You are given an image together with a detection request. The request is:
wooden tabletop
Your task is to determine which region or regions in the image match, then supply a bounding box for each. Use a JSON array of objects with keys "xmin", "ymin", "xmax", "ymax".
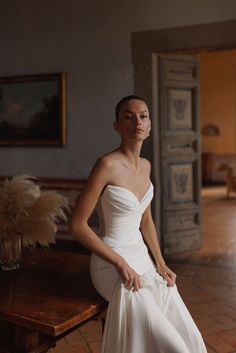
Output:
[{"xmin": 0, "ymin": 248, "xmax": 107, "ymax": 337}]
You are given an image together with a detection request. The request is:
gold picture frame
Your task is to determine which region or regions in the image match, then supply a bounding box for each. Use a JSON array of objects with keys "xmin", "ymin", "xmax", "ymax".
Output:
[{"xmin": 0, "ymin": 72, "xmax": 67, "ymax": 146}]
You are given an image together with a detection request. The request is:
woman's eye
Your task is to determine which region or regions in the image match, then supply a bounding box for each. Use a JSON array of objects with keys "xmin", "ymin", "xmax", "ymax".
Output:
[
  {"xmin": 124, "ymin": 115, "xmax": 132, "ymax": 120},
  {"xmin": 140, "ymin": 115, "xmax": 148, "ymax": 119}
]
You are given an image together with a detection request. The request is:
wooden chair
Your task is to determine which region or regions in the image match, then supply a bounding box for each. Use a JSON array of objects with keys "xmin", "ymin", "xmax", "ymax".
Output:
[{"xmin": 218, "ymin": 163, "xmax": 236, "ymax": 198}]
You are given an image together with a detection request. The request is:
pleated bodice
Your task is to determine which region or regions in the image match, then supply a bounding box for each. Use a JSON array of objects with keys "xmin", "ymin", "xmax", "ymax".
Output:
[{"xmin": 96, "ymin": 183, "xmax": 154, "ymax": 248}]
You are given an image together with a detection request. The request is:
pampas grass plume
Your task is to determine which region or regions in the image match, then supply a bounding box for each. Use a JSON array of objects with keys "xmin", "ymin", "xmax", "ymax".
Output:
[{"xmin": 0, "ymin": 175, "xmax": 69, "ymax": 246}]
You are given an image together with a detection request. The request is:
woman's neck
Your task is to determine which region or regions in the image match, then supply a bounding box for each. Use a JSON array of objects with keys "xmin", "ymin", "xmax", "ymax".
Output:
[{"xmin": 118, "ymin": 141, "xmax": 142, "ymax": 169}]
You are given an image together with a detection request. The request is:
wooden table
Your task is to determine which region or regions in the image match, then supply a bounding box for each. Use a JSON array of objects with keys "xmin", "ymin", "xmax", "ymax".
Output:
[{"xmin": 0, "ymin": 248, "xmax": 107, "ymax": 353}]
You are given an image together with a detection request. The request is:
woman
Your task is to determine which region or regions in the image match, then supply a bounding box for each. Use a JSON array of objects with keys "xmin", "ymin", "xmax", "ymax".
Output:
[{"xmin": 69, "ymin": 95, "xmax": 207, "ymax": 353}]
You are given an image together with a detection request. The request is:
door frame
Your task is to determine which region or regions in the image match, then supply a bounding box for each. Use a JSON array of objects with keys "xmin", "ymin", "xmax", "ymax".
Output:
[{"xmin": 132, "ymin": 19, "xmax": 236, "ymax": 248}]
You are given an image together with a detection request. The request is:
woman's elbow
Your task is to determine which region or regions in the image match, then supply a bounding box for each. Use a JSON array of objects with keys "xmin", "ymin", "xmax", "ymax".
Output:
[
  {"xmin": 68, "ymin": 218, "xmax": 87, "ymax": 238},
  {"xmin": 68, "ymin": 221, "xmax": 77, "ymax": 237}
]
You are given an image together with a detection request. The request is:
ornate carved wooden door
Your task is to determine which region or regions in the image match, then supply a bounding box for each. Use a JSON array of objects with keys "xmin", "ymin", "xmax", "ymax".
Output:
[{"xmin": 151, "ymin": 54, "xmax": 201, "ymax": 254}]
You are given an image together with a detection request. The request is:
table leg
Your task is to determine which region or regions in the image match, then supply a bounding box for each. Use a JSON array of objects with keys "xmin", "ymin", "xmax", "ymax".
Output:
[
  {"xmin": 15, "ymin": 326, "xmax": 55, "ymax": 353},
  {"xmin": 0, "ymin": 321, "xmax": 55, "ymax": 353}
]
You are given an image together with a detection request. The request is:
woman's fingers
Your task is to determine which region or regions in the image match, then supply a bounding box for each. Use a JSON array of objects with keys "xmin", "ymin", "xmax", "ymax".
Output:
[
  {"xmin": 157, "ymin": 264, "xmax": 177, "ymax": 287},
  {"xmin": 116, "ymin": 257, "xmax": 142, "ymax": 291},
  {"xmin": 132, "ymin": 275, "xmax": 142, "ymax": 291},
  {"xmin": 169, "ymin": 272, "xmax": 177, "ymax": 286},
  {"xmin": 165, "ymin": 272, "xmax": 176, "ymax": 287},
  {"xmin": 122, "ymin": 271, "xmax": 141, "ymax": 291},
  {"xmin": 125, "ymin": 278, "xmax": 134, "ymax": 290},
  {"xmin": 123, "ymin": 277, "xmax": 133, "ymax": 288}
]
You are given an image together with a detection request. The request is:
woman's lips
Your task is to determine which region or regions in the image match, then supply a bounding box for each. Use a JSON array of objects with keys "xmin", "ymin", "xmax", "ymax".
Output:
[{"xmin": 134, "ymin": 128, "xmax": 144, "ymax": 133}]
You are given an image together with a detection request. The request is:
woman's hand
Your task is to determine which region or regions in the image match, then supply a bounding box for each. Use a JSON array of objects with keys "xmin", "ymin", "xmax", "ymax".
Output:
[
  {"xmin": 116, "ymin": 257, "xmax": 142, "ymax": 291},
  {"xmin": 157, "ymin": 263, "xmax": 176, "ymax": 287}
]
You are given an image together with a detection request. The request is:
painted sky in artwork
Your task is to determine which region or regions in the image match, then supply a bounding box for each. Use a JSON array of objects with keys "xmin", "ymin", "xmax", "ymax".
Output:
[{"xmin": 0, "ymin": 81, "xmax": 58, "ymax": 128}]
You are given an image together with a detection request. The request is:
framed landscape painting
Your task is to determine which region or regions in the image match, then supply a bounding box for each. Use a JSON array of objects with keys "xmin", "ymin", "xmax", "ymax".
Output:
[{"xmin": 0, "ymin": 72, "xmax": 67, "ymax": 146}]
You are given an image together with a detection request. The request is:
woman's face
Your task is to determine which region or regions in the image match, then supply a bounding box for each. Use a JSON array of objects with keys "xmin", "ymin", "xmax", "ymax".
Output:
[{"xmin": 114, "ymin": 99, "xmax": 151, "ymax": 142}]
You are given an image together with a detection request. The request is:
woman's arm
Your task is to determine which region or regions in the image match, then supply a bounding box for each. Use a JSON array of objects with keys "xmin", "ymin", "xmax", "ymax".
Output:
[
  {"xmin": 69, "ymin": 157, "xmax": 142, "ymax": 291},
  {"xmin": 140, "ymin": 206, "xmax": 176, "ymax": 286}
]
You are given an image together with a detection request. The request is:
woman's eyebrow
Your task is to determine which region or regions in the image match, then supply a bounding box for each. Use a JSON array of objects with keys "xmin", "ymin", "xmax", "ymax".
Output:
[{"xmin": 122, "ymin": 110, "xmax": 148, "ymax": 114}]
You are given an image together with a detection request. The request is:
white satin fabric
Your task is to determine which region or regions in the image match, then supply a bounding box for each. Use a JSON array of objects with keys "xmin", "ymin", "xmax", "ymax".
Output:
[{"xmin": 90, "ymin": 183, "xmax": 207, "ymax": 353}]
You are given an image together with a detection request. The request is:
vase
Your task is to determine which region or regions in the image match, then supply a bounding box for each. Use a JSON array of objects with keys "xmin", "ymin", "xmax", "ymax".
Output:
[{"xmin": 0, "ymin": 236, "xmax": 21, "ymax": 271}]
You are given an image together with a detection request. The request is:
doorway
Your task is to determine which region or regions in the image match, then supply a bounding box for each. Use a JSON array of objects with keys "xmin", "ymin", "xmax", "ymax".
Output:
[
  {"xmin": 132, "ymin": 20, "xmax": 236, "ymax": 259},
  {"xmin": 186, "ymin": 49, "xmax": 236, "ymax": 267}
]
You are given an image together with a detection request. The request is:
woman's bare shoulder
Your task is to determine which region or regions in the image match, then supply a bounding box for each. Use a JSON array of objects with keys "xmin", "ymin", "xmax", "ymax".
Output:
[
  {"xmin": 95, "ymin": 152, "xmax": 120, "ymax": 170},
  {"xmin": 141, "ymin": 158, "xmax": 151, "ymax": 174},
  {"xmin": 87, "ymin": 153, "xmax": 120, "ymax": 186}
]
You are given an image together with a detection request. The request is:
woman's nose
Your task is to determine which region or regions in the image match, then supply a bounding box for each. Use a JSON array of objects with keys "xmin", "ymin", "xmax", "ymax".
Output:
[{"xmin": 134, "ymin": 115, "xmax": 142, "ymax": 125}]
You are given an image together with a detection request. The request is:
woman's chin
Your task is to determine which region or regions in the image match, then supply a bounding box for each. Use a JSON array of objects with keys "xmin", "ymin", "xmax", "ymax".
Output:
[{"xmin": 130, "ymin": 135, "xmax": 147, "ymax": 142}]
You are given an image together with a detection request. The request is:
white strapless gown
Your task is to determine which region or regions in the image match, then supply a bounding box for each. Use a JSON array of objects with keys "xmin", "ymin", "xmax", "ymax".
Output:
[{"xmin": 90, "ymin": 183, "xmax": 207, "ymax": 353}]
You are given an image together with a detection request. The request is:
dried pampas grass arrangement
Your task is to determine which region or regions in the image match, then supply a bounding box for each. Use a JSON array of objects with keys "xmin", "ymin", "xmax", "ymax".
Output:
[{"xmin": 0, "ymin": 175, "xmax": 69, "ymax": 247}]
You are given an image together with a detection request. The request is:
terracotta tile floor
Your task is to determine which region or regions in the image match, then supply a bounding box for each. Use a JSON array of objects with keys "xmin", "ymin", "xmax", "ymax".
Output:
[
  {"xmin": 168, "ymin": 186, "xmax": 236, "ymax": 269},
  {"xmin": 50, "ymin": 186, "xmax": 236, "ymax": 353}
]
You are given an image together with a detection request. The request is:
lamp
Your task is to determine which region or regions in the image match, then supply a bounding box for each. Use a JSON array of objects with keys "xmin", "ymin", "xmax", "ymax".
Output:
[{"xmin": 201, "ymin": 124, "xmax": 220, "ymax": 136}]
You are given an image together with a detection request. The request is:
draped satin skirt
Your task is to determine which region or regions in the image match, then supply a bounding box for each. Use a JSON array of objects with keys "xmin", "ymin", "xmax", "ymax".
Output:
[{"xmin": 90, "ymin": 251, "xmax": 207, "ymax": 353}]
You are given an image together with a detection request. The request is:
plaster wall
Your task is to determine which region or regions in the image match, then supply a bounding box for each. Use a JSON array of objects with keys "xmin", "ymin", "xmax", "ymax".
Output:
[{"xmin": 200, "ymin": 49, "xmax": 236, "ymax": 154}]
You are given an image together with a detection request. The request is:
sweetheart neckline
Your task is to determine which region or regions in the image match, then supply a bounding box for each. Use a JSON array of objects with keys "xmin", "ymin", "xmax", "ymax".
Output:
[{"xmin": 105, "ymin": 183, "xmax": 153, "ymax": 203}]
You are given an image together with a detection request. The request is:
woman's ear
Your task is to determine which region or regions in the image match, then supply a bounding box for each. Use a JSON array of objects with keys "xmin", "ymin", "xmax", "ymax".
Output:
[
  {"xmin": 113, "ymin": 121, "xmax": 120, "ymax": 133},
  {"xmin": 149, "ymin": 117, "xmax": 151, "ymax": 130}
]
